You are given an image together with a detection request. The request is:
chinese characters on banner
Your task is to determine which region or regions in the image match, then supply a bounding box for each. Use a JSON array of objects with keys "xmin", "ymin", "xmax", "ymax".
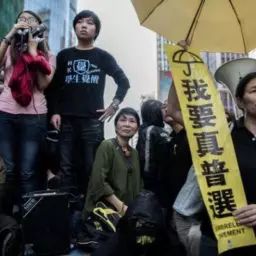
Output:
[{"xmin": 165, "ymin": 45, "xmax": 256, "ymax": 254}]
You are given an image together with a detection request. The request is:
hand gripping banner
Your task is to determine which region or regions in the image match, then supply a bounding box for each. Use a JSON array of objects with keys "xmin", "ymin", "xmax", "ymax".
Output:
[{"xmin": 165, "ymin": 45, "xmax": 256, "ymax": 254}]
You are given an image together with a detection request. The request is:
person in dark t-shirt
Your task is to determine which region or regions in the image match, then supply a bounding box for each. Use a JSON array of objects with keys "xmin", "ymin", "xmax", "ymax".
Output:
[
  {"xmin": 48, "ymin": 10, "xmax": 130, "ymax": 196},
  {"xmin": 200, "ymin": 72, "xmax": 256, "ymax": 255}
]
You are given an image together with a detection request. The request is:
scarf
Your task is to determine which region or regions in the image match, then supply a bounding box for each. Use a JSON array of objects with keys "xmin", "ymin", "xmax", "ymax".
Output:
[{"xmin": 8, "ymin": 51, "xmax": 51, "ymax": 107}]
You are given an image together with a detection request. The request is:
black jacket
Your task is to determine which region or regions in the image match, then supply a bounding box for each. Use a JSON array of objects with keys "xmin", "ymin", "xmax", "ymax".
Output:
[{"xmin": 136, "ymin": 125, "xmax": 171, "ymax": 208}]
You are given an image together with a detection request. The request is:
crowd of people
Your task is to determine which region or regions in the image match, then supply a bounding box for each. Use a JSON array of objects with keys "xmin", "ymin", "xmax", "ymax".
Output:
[{"xmin": 0, "ymin": 7, "xmax": 256, "ymax": 256}]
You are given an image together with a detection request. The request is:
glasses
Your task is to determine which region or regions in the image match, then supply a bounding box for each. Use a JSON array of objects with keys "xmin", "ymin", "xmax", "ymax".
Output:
[{"xmin": 17, "ymin": 17, "xmax": 38, "ymax": 24}]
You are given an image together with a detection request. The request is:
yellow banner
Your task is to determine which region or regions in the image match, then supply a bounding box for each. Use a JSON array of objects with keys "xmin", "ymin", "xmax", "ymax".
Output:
[{"xmin": 165, "ymin": 45, "xmax": 256, "ymax": 254}]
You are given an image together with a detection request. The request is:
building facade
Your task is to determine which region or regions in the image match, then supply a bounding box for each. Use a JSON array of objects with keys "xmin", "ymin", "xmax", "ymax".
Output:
[
  {"xmin": 68, "ymin": 0, "xmax": 78, "ymax": 47},
  {"xmin": 201, "ymin": 52, "xmax": 246, "ymax": 75},
  {"xmin": 157, "ymin": 35, "xmax": 172, "ymax": 102},
  {"xmin": 24, "ymin": 0, "xmax": 77, "ymax": 54}
]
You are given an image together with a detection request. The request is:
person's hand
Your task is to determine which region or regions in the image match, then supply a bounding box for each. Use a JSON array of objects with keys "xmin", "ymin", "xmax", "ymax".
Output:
[
  {"xmin": 123, "ymin": 204, "xmax": 128, "ymax": 213},
  {"xmin": 116, "ymin": 201, "xmax": 128, "ymax": 215},
  {"xmin": 162, "ymin": 101, "xmax": 174, "ymax": 126},
  {"xmin": 97, "ymin": 104, "xmax": 118, "ymax": 122},
  {"xmin": 51, "ymin": 114, "xmax": 61, "ymax": 130},
  {"xmin": 28, "ymin": 31, "xmax": 44, "ymax": 56},
  {"xmin": 119, "ymin": 203, "xmax": 128, "ymax": 215},
  {"xmin": 177, "ymin": 40, "xmax": 190, "ymax": 50},
  {"xmin": 5, "ymin": 22, "xmax": 30, "ymax": 40},
  {"xmin": 164, "ymin": 114, "xmax": 174, "ymax": 126},
  {"xmin": 233, "ymin": 204, "xmax": 256, "ymax": 227}
]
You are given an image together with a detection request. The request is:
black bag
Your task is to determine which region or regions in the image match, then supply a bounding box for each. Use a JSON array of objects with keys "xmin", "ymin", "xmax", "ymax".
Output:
[
  {"xmin": 22, "ymin": 191, "xmax": 70, "ymax": 255},
  {"xmin": 0, "ymin": 214, "xmax": 22, "ymax": 256},
  {"xmin": 92, "ymin": 190, "xmax": 171, "ymax": 256},
  {"xmin": 77, "ymin": 202, "xmax": 121, "ymax": 251}
]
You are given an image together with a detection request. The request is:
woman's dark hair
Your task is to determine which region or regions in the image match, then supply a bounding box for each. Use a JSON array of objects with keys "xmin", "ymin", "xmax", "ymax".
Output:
[
  {"xmin": 141, "ymin": 99, "xmax": 164, "ymax": 127},
  {"xmin": 235, "ymin": 72, "xmax": 256, "ymax": 99},
  {"xmin": 114, "ymin": 107, "xmax": 140, "ymax": 127},
  {"xmin": 10, "ymin": 10, "xmax": 49, "ymax": 64},
  {"xmin": 16, "ymin": 10, "xmax": 42, "ymax": 24},
  {"xmin": 73, "ymin": 10, "xmax": 101, "ymax": 40}
]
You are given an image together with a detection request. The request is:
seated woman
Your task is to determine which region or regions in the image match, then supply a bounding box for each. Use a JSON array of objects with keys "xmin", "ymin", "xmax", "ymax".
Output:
[{"xmin": 83, "ymin": 107, "xmax": 141, "ymax": 218}]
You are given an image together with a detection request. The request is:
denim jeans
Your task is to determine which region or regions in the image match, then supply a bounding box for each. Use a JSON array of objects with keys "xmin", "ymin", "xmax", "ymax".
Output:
[
  {"xmin": 59, "ymin": 116, "xmax": 104, "ymax": 195},
  {"xmin": 0, "ymin": 111, "xmax": 47, "ymax": 197}
]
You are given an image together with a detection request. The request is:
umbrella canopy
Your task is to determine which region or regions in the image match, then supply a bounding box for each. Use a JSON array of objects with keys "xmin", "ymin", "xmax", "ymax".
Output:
[{"xmin": 131, "ymin": 0, "xmax": 256, "ymax": 53}]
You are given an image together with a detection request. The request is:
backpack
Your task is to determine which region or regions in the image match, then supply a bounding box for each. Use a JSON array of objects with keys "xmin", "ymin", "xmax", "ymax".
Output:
[
  {"xmin": 0, "ymin": 215, "xmax": 22, "ymax": 256},
  {"xmin": 91, "ymin": 191, "xmax": 173, "ymax": 256},
  {"xmin": 77, "ymin": 201, "xmax": 121, "ymax": 252}
]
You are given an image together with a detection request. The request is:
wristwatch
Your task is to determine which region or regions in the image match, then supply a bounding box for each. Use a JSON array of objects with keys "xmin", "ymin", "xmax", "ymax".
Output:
[{"xmin": 111, "ymin": 99, "xmax": 120, "ymax": 111}]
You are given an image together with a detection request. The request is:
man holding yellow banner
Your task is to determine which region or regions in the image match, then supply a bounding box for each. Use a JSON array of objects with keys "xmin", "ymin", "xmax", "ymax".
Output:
[{"xmin": 165, "ymin": 45, "xmax": 256, "ymax": 255}]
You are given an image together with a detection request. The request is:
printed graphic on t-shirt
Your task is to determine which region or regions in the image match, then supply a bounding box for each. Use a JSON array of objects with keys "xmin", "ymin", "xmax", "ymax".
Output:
[{"xmin": 65, "ymin": 59, "xmax": 101, "ymax": 84}]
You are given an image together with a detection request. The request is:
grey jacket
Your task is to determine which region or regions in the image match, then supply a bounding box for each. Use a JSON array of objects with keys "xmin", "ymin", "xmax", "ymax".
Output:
[{"xmin": 173, "ymin": 166, "xmax": 203, "ymax": 217}]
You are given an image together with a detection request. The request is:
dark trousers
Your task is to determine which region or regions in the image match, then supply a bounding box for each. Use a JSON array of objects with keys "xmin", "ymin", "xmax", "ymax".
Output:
[
  {"xmin": 199, "ymin": 235, "xmax": 218, "ymax": 256},
  {"xmin": 0, "ymin": 111, "xmax": 47, "ymax": 212},
  {"xmin": 59, "ymin": 116, "xmax": 104, "ymax": 195},
  {"xmin": 199, "ymin": 234, "xmax": 256, "ymax": 256}
]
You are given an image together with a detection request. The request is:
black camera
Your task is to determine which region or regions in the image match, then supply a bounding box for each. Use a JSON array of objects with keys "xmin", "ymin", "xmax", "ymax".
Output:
[
  {"xmin": 14, "ymin": 24, "xmax": 47, "ymax": 50},
  {"xmin": 14, "ymin": 28, "xmax": 30, "ymax": 46}
]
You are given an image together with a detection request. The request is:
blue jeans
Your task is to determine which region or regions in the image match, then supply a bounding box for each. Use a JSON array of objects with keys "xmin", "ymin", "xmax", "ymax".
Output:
[
  {"xmin": 59, "ymin": 116, "xmax": 104, "ymax": 195},
  {"xmin": 0, "ymin": 111, "xmax": 47, "ymax": 196}
]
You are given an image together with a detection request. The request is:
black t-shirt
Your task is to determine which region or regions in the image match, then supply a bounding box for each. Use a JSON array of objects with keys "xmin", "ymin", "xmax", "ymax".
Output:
[
  {"xmin": 47, "ymin": 47, "xmax": 130, "ymax": 118},
  {"xmin": 201, "ymin": 119, "xmax": 256, "ymax": 255}
]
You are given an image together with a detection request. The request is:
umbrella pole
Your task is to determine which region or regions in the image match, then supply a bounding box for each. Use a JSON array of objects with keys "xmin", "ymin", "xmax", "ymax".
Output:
[
  {"xmin": 185, "ymin": 0, "xmax": 205, "ymax": 46},
  {"xmin": 228, "ymin": 0, "xmax": 247, "ymax": 53}
]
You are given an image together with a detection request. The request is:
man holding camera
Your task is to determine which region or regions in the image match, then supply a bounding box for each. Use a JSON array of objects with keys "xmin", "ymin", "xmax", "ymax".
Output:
[{"xmin": 49, "ymin": 10, "xmax": 130, "ymax": 196}]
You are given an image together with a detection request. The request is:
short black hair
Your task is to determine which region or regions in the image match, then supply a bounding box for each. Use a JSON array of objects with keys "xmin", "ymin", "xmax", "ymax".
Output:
[
  {"xmin": 236, "ymin": 72, "xmax": 256, "ymax": 99},
  {"xmin": 114, "ymin": 108, "xmax": 140, "ymax": 127},
  {"xmin": 73, "ymin": 10, "xmax": 101, "ymax": 40}
]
